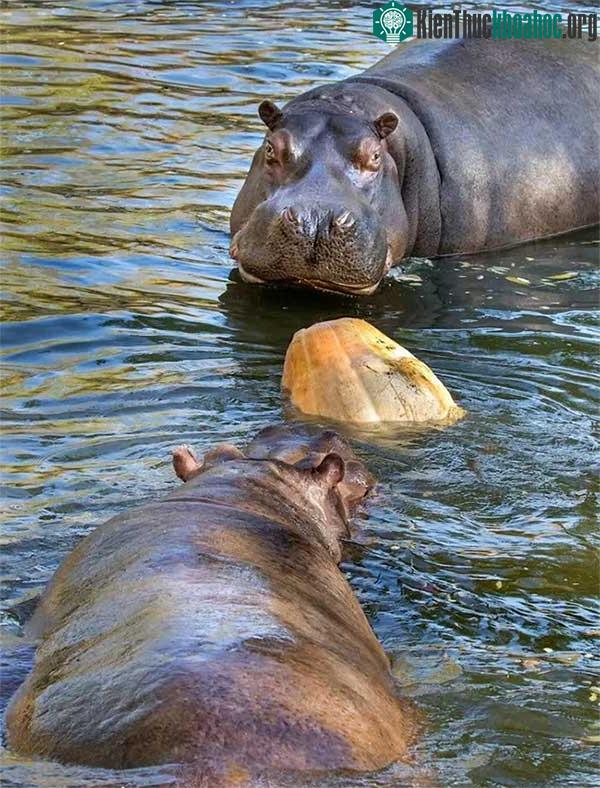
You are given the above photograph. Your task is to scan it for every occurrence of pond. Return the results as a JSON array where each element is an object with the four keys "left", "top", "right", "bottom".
[{"left": 1, "top": 1, "right": 598, "bottom": 785}]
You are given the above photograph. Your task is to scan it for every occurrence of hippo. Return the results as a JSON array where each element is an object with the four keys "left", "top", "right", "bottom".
[
  {"left": 6, "top": 427, "right": 416, "bottom": 786},
  {"left": 230, "top": 38, "right": 599, "bottom": 294}
]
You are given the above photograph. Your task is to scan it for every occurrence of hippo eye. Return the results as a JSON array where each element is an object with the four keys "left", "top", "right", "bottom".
[{"left": 264, "top": 141, "right": 275, "bottom": 161}]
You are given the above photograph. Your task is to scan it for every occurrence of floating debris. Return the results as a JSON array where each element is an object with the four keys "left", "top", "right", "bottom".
[
  {"left": 554, "top": 652, "right": 582, "bottom": 665},
  {"left": 521, "top": 658, "right": 542, "bottom": 670},
  {"left": 582, "top": 735, "right": 600, "bottom": 745},
  {"left": 393, "top": 273, "right": 423, "bottom": 285},
  {"left": 547, "top": 271, "right": 578, "bottom": 281}
]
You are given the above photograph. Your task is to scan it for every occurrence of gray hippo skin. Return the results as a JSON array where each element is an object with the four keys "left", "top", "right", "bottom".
[
  {"left": 6, "top": 427, "right": 416, "bottom": 785},
  {"left": 231, "top": 38, "right": 599, "bottom": 294}
]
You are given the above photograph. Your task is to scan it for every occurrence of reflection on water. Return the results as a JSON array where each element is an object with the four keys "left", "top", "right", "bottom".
[{"left": 1, "top": 1, "right": 599, "bottom": 785}]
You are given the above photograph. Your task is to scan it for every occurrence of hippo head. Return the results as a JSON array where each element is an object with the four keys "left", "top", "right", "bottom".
[
  {"left": 174, "top": 426, "right": 375, "bottom": 523},
  {"left": 230, "top": 99, "right": 409, "bottom": 295},
  {"left": 244, "top": 425, "right": 376, "bottom": 519}
]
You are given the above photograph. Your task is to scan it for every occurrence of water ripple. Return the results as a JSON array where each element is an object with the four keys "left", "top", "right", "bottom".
[{"left": 1, "top": 1, "right": 599, "bottom": 786}]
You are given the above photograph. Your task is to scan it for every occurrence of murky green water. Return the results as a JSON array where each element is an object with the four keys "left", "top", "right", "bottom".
[{"left": 1, "top": 1, "right": 599, "bottom": 785}]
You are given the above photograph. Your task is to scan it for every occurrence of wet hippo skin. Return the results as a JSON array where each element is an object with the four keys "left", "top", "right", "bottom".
[
  {"left": 231, "top": 38, "right": 599, "bottom": 294},
  {"left": 6, "top": 427, "right": 415, "bottom": 785}
]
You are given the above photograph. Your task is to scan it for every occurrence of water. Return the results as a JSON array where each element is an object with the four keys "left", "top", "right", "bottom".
[{"left": 1, "top": 1, "right": 598, "bottom": 785}]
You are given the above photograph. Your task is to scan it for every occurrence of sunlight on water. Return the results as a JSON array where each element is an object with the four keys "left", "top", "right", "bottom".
[{"left": 1, "top": 1, "right": 599, "bottom": 785}]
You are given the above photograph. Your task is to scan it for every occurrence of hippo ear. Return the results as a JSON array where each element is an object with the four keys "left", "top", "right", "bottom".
[
  {"left": 258, "top": 100, "right": 283, "bottom": 130},
  {"left": 374, "top": 112, "right": 399, "bottom": 139},
  {"left": 203, "top": 444, "right": 245, "bottom": 468},
  {"left": 313, "top": 453, "right": 345, "bottom": 488},
  {"left": 172, "top": 445, "right": 203, "bottom": 482}
]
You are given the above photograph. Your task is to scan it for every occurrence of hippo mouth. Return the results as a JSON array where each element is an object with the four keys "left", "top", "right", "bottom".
[
  {"left": 230, "top": 207, "right": 393, "bottom": 297},
  {"left": 237, "top": 261, "right": 381, "bottom": 296},
  {"left": 233, "top": 229, "right": 393, "bottom": 295}
]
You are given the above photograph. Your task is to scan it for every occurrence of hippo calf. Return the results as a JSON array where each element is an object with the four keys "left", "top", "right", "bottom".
[
  {"left": 231, "top": 38, "right": 599, "bottom": 294},
  {"left": 6, "top": 427, "right": 415, "bottom": 785}
]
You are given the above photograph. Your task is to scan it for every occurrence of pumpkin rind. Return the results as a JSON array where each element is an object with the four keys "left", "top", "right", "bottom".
[{"left": 282, "top": 318, "right": 465, "bottom": 425}]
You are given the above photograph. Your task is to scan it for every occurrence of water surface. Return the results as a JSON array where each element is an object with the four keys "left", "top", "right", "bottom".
[{"left": 1, "top": 1, "right": 599, "bottom": 785}]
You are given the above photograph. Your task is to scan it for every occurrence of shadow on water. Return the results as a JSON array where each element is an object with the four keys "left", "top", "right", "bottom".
[{"left": 1, "top": 0, "right": 599, "bottom": 786}]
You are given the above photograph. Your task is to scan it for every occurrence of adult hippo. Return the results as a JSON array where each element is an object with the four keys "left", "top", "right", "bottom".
[
  {"left": 230, "top": 38, "right": 599, "bottom": 294},
  {"left": 6, "top": 427, "right": 416, "bottom": 786}
]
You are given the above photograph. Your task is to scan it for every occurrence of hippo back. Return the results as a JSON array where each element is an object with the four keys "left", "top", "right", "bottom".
[{"left": 6, "top": 457, "right": 414, "bottom": 779}]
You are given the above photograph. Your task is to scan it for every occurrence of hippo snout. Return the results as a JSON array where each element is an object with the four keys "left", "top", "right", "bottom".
[
  {"left": 233, "top": 197, "right": 389, "bottom": 295},
  {"left": 280, "top": 206, "right": 355, "bottom": 234},
  {"left": 275, "top": 205, "right": 362, "bottom": 267}
]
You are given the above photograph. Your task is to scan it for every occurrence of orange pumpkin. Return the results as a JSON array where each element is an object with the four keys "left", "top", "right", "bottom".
[{"left": 282, "top": 318, "right": 465, "bottom": 424}]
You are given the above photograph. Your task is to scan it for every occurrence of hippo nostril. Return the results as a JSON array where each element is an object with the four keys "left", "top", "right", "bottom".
[
  {"left": 333, "top": 210, "right": 355, "bottom": 230},
  {"left": 281, "top": 207, "right": 299, "bottom": 226}
]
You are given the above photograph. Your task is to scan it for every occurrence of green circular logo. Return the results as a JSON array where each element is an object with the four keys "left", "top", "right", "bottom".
[{"left": 373, "top": 2, "right": 413, "bottom": 43}]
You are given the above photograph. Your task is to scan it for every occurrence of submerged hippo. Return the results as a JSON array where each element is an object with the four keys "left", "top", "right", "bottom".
[
  {"left": 6, "top": 427, "right": 416, "bottom": 785},
  {"left": 231, "top": 38, "right": 599, "bottom": 294}
]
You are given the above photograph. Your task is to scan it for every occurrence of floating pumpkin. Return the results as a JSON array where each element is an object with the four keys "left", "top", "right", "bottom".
[{"left": 282, "top": 318, "right": 465, "bottom": 425}]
